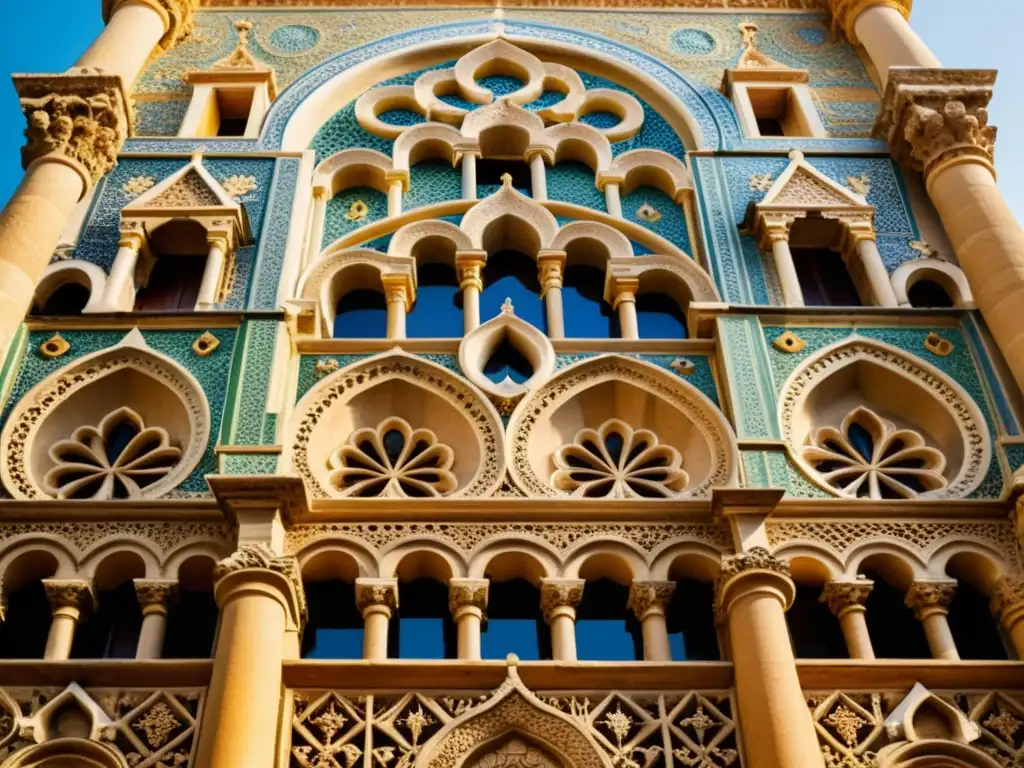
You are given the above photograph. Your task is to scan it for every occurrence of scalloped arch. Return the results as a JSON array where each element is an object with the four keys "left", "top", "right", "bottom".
[
  {"left": 0, "top": 330, "right": 210, "bottom": 501},
  {"left": 283, "top": 350, "right": 506, "bottom": 499}
]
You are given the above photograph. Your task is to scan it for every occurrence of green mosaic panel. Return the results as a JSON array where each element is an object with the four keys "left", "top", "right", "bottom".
[
  {"left": 222, "top": 453, "right": 280, "bottom": 475},
  {"left": 716, "top": 316, "right": 778, "bottom": 439},
  {"left": 226, "top": 320, "right": 279, "bottom": 445}
]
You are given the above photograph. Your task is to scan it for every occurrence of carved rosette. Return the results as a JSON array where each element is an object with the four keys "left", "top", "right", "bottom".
[
  {"left": 714, "top": 547, "right": 793, "bottom": 622},
  {"left": 355, "top": 578, "right": 399, "bottom": 615},
  {"left": 133, "top": 579, "right": 178, "bottom": 612},
  {"left": 449, "top": 579, "right": 489, "bottom": 618},
  {"left": 820, "top": 580, "right": 873, "bottom": 618},
  {"left": 904, "top": 580, "right": 956, "bottom": 620},
  {"left": 539, "top": 578, "right": 584, "bottom": 624},
  {"left": 828, "top": 0, "right": 911, "bottom": 43},
  {"left": 103, "top": 0, "right": 200, "bottom": 52},
  {"left": 874, "top": 68, "right": 998, "bottom": 178},
  {"left": 214, "top": 544, "right": 307, "bottom": 623},
  {"left": 627, "top": 581, "right": 676, "bottom": 620},
  {"left": 42, "top": 579, "right": 96, "bottom": 615},
  {"left": 14, "top": 72, "right": 132, "bottom": 184}
]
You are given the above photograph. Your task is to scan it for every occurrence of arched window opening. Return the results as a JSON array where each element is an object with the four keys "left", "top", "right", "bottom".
[
  {"left": 408, "top": 262, "right": 462, "bottom": 338},
  {"left": 636, "top": 292, "right": 687, "bottom": 339},
  {"left": 37, "top": 282, "right": 90, "bottom": 315},
  {"left": 786, "top": 583, "right": 848, "bottom": 659},
  {"left": 302, "top": 580, "right": 363, "bottom": 659},
  {"left": 482, "top": 578, "right": 549, "bottom": 661},
  {"left": 334, "top": 289, "right": 387, "bottom": 338},
  {"left": 789, "top": 217, "right": 863, "bottom": 307},
  {"left": 908, "top": 278, "right": 955, "bottom": 308},
  {"left": 666, "top": 579, "right": 719, "bottom": 661},
  {"left": 72, "top": 553, "right": 144, "bottom": 659},
  {"left": 484, "top": 336, "right": 534, "bottom": 385},
  {"left": 946, "top": 578, "right": 1008, "bottom": 660},
  {"left": 861, "top": 566, "right": 931, "bottom": 659},
  {"left": 134, "top": 220, "right": 209, "bottom": 312},
  {"left": 0, "top": 553, "right": 58, "bottom": 659},
  {"left": 576, "top": 579, "right": 641, "bottom": 661},
  {"left": 481, "top": 251, "right": 545, "bottom": 331},
  {"left": 164, "top": 556, "right": 218, "bottom": 659},
  {"left": 392, "top": 577, "right": 456, "bottom": 659},
  {"left": 563, "top": 264, "right": 616, "bottom": 338}
]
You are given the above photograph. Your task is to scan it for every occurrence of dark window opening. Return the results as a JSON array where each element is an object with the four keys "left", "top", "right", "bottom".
[
  {"left": 38, "top": 282, "right": 90, "bottom": 315},
  {"left": 0, "top": 581, "right": 52, "bottom": 659},
  {"left": 477, "top": 160, "right": 532, "bottom": 196},
  {"left": 862, "top": 570, "right": 931, "bottom": 659},
  {"left": 481, "top": 250, "right": 545, "bottom": 331},
  {"left": 204, "top": 88, "right": 254, "bottom": 138},
  {"left": 163, "top": 586, "right": 218, "bottom": 659},
  {"left": 408, "top": 262, "right": 462, "bottom": 338},
  {"left": 947, "top": 580, "right": 1009, "bottom": 660},
  {"left": 793, "top": 248, "right": 863, "bottom": 307},
  {"left": 755, "top": 116, "right": 785, "bottom": 137},
  {"left": 217, "top": 117, "right": 248, "bottom": 137},
  {"left": 908, "top": 279, "right": 954, "bottom": 308},
  {"left": 563, "top": 265, "right": 617, "bottom": 338},
  {"left": 71, "top": 581, "right": 141, "bottom": 659},
  {"left": 392, "top": 578, "right": 455, "bottom": 659},
  {"left": 667, "top": 579, "right": 719, "bottom": 661},
  {"left": 636, "top": 292, "right": 687, "bottom": 338},
  {"left": 333, "top": 289, "right": 388, "bottom": 338},
  {"left": 301, "top": 580, "right": 363, "bottom": 659},
  {"left": 482, "top": 579, "right": 549, "bottom": 660},
  {"left": 576, "top": 579, "right": 641, "bottom": 661},
  {"left": 747, "top": 87, "right": 809, "bottom": 138},
  {"left": 484, "top": 336, "right": 534, "bottom": 384},
  {"left": 787, "top": 585, "right": 848, "bottom": 658},
  {"left": 133, "top": 255, "right": 206, "bottom": 312}
]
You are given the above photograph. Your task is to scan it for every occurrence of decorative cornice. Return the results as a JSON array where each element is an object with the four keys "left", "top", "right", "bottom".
[
  {"left": 904, "top": 580, "right": 956, "bottom": 619},
  {"left": 104, "top": 0, "right": 200, "bottom": 52},
  {"left": 820, "top": 580, "right": 873, "bottom": 617},
  {"left": 627, "top": 581, "right": 676, "bottom": 620},
  {"left": 540, "top": 578, "right": 584, "bottom": 623},
  {"left": 355, "top": 578, "right": 399, "bottom": 614},
  {"left": 828, "top": 0, "right": 911, "bottom": 44},
  {"left": 874, "top": 68, "right": 997, "bottom": 180},
  {"left": 13, "top": 71, "right": 133, "bottom": 186},
  {"left": 448, "top": 578, "right": 489, "bottom": 617}
]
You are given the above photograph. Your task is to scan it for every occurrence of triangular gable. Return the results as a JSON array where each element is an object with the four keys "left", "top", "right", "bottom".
[
  {"left": 759, "top": 150, "right": 870, "bottom": 209},
  {"left": 126, "top": 154, "right": 239, "bottom": 212}
]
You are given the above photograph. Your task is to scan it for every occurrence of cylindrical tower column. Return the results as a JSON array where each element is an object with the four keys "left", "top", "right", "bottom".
[
  {"left": 356, "top": 578, "right": 398, "bottom": 661},
  {"left": 449, "top": 579, "right": 488, "bottom": 661},
  {"left": 628, "top": 581, "right": 676, "bottom": 662},
  {"left": 79, "top": 0, "right": 181, "bottom": 86},
  {"left": 194, "top": 546, "right": 304, "bottom": 768},
  {"left": 603, "top": 180, "right": 623, "bottom": 218},
  {"left": 133, "top": 579, "right": 178, "bottom": 660},
  {"left": 764, "top": 223, "right": 805, "bottom": 307},
  {"left": 538, "top": 250, "right": 566, "bottom": 339},
  {"left": 387, "top": 178, "right": 404, "bottom": 217},
  {"left": 905, "top": 580, "right": 959, "bottom": 661},
  {"left": 42, "top": 580, "right": 95, "bottom": 661},
  {"left": 716, "top": 548, "right": 824, "bottom": 768},
  {"left": 821, "top": 580, "right": 875, "bottom": 660},
  {"left": 541, "top": 579, "right": 584, "bottom": 662}
]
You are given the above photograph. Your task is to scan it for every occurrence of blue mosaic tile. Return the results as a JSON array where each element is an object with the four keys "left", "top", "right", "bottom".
[
  {"left": 135, "top": 98, "right": 190, "bottom": 137},
  {"left": 322, "top": 187, "right": 388, "bottom": 249},
  {"left": 547, "top": 162, "right": 607, "bottom": 213},
  {"left": 269, "top": 24, "right": 321, "bottom": 53},
  {"left": 406, "top": 160, "right": 462, "bottom": 211},
  {"left": 671, "top": 28, "right": 717, "bottom": 56},
  {"left": 622, "top": 186, "right": 691, "bottom": 257},
  {"left": 250, "top": 157, "right": 301, "bottom": 310}
]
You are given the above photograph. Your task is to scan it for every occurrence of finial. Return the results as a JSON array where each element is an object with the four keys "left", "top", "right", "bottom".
[
  {"left": 506, "top": 652, "right": 519, "bottom": 667},
  {"left": 501, "top": 297, "right": 514, "bottom": 314},
  {"left": 500, "top": 173, "right": 513, "bottom": 189},
  {"left": 739, "top": 21, "right": 758, "bottom": 51},
  {"left": 234, "top": 19, "right": 253, "bottom": 44},
  {"left": 190, "top": 151, "right": 203, "bottom": 164},
  {"left": 789, "top": 150, "right": 804, "bottom": 163}
]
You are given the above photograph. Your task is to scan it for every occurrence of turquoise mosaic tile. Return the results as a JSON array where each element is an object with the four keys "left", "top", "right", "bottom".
[
  {"left": 547, "top": 162, "right": 607, "bottom": 213},
  {"left": 622, "top": 185, "right": 691, "bottom": 256},
  {"left": 227, "top": 320, "right": 279, "bottom": 445},
  {"left": 553, "top": 352, "right": 720, "bottom": 406},
  {"left": 405, "top": 160, "right": 462, "bottom": 211},
  {"left": 250, "top": 157, "right": 301, "bottom": 310},
  {"left": 322, "top": 187, "right": 388, "bottom": 250}
]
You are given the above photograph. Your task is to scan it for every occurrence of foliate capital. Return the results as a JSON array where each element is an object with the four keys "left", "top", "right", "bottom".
[
  {"left": 214, "top": 543, "right": 307, "bottom": 624},
  {"left": 540, "top": 578, "right": 584, "bottom": 623},
  {"left": 904, "top": 579, "right": 956, "bottom": 619},
  {"left": 448, "top": 578, "right": 489, "bottom": 617},
  {"left": 990, "top": 577, "right": 1024, "bottom": 626},
  {"left": 714, "top": 547, "right": 793, "bottom": 621},
  {"left": 829, "top": 0, "right": 911, "bottom": 44},
  {"left": 627, "top": 581, "right": 676, "bottom": 620},
  {"left": 104, "top": 0, "right": 200, "bottom": 52},
  {"left": 14, "top": 72, "right": 133, "bottom": 186},
  {"left": 133, "top": 579, "right": 178, "bottom": 610},
  {"left": 820, "top": 580, "right": 873, "bottom": 617},
  {"left": 874, "top": 68, "right": 998, "bottom": 179},
  {"left": 355, "top": 578, "right": 399, "bottom": 614},
  {"left": 42, "top": 579, "right": 96, "bottom": 614}
]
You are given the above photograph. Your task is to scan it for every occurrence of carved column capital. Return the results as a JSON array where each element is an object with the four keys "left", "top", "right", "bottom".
[
  {"left": 904, "top": 579, "right": 956, "bottom": 620},
  {"left": 714, "top": 547, "right": 794, "bottom": 622},
  {"left": 820, "top": 580, "right": 873, "bottom": 618},
  {"left": 456, "top": 251, "right": 487, "bottom": 293},
  {"left": 537, "top": 250, "right": 567, "bottom": 297},
  {"left": 214, "top": 543, "right": 307, "bottom": 627},
  {"left": 42, "top": 579, "right": 96, "bottom": 616},
  {"left": 355, "top": 578, "right": 399, "bottom": 616},
  {"left": 828, "top": 0, "right": 911, "bottom": 43},
  {"left": 627, "top": 581, "right": 676, "bottom": 621},
  {"left": 104, "top": 0, "right": 199, "bottom": 52},
  {"left": 448, "top": 578, "right": 489, "bottom": 618},
  {"left": 540, "top": 578, "right": 584, "bottom": 624},
  {"left": 990, "top": 577, "right": 1024, "bottom": 628},
  {"left": 133, "top": 579, "right": 178, "bottom": 615},
  {"left": 14, "top": 72, "right": 133, "bottom": 187},
  {"left": 381, "top": 274, "right": 414, "bottom": 311},
  {"left": 611, "top": 276, "right": 640, "bottom": 310},
  {"left": 874, "top": 68, "right": 998, "bottom": 180}
]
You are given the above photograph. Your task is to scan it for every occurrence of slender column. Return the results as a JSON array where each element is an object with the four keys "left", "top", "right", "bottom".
[
  {"left": 829, "top": 0, "right": 939, "bottom": 89},
  {"left": 356, "top": 578, "right": 398, "bottom": 661},
  {"left": 538, "top": 250, "right": 566, "bottom": 339},
  {"left": 133, "top": 579, "right": 177, "bottom": 660},
  {"left": 527, "top": 151, "right": 549, "bottom": 202},
  {"left": 763, "top": 224, "right": 805, "bottom": 307},
  {"left": 449, "top": 579, "right": 488, "bottom": 661},
  {"left": 839, "top": 223, "right": 898, "bottom": 307},
  {"left": 103, "top": 226, "right": 145, "bottom": 310},
  {"left": 194, "top": 545, "right": 304, "bottom": 768},
  {"left": 612, "top": 277, "right": 640, "bottom": 340},
  {"left": 461, "top": 152, "right": 479, "bottom": 201},
  {"left": 716, "top": 548, "right": 824, "bottom": 768},
  {"left": 604, "top": 181, "right": 623, "bottom": 218},
  {"left": 628, "top": 581, "right": 676, "bottom": 662},
  {"left": 821, "top": 580, "right": 875, "bottom": 660},
  {"left": 904, "top": 580, "right": 958, "bottom": 661},
  {"left": 42, "top": 579, "right": 95, "bottom": 661},
  {"left": 876, "top": 70, "right": 1024, "bottom": 394},
  {"left": 540, "top": 579, "right": 584, "bottom": 662},
  {"left": 387, "top": 179, "right": 404, "bottom": 218},
  {"left": 456, "top": 251, "right": 486, "bottom": 333},
  {"left": 306, "top": 185, "right": 329, "bottom": 264},
  {"left": 196, "top": 233, "right": 230, "bottom": 310},
  {"left": 382, "top": 275, "right": 411, "bottom": 340},
  {"left": 990, "top": 578, "right": 1024, "bottom": 660}
]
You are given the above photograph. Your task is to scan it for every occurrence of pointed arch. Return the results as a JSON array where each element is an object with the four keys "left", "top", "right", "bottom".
[
  {"left": 462, "top": 179, "right": 559, "bottom": 253},
  {"left": 0, "top": 330, "right": 210, "bottom": 501},
  {"left": 779, "top": 336, "right": 992, "bottom": 500},
  {"left": 506, "top": 354, "right": 738, "bottom": 499},
  {"left": 282, "top": 350, "right": 506, "bottom": 500},
  {"left": 459, "top": 303, "right": 556, "bottom": 401}
]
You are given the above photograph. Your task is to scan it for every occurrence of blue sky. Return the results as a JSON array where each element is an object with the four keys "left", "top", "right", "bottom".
[{"left": 0, "top": 2, "right": 1020, "bottom": 220}]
